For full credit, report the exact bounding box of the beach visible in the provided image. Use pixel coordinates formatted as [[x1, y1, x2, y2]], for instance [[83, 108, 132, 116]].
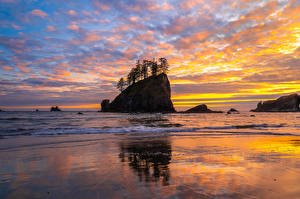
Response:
[[0, 112, 299, 198]]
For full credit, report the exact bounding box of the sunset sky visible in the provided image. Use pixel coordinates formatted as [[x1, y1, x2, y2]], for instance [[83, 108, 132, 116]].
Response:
[[0, 0, 299, 111]]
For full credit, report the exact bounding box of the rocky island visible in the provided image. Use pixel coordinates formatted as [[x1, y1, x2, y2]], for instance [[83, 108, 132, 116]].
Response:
[[183, 104, 223, 113], [50, 106, 62, 111], [101, 73, 175, 113], [251, 94, 300, 112], [101, 58, 224, 114]]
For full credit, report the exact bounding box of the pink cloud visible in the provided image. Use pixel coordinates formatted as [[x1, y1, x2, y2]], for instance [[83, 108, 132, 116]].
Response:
[[68, 10, 77, 16], [2, 66, 13, 71], [46, 25, 56, 32], [30, 9, 48, 18], [11, 23, 22, 30], [93, 1, 110, 11], [0, 0, 18, 3], [67, 23, 79, 31]]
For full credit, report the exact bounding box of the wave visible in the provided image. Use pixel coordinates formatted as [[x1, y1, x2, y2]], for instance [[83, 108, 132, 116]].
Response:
[[0, 123, 293, 137], [203, 123, 286, 130]]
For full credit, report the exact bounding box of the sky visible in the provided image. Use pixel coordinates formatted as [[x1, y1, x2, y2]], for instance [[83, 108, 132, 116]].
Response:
[[0, 0, 299, 111]]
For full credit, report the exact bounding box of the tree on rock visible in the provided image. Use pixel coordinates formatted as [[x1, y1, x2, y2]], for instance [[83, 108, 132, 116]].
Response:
[[159, 57, 168, 74], [150, 59, 158, 76], [135, 60, 142, 81], [141, 60, 148, 79], [117, 77, 126, 92]]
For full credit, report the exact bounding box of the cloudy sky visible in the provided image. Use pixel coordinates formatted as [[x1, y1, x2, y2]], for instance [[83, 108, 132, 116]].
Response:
[[0, 0, 299, 111]]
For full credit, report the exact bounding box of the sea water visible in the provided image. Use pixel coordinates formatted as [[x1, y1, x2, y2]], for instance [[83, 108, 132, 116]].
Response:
[[0, 111, 299, 137]]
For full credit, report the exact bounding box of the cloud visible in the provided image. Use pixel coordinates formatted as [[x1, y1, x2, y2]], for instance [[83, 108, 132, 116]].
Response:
[[30, 9, 48, 18], [2, 65, 13, 71], [46, 25, 56, 32], [68, 10, 77, 15], [11, 23, 22, 30], [67, 23, 79, 31], [1, 0, 299, 110]]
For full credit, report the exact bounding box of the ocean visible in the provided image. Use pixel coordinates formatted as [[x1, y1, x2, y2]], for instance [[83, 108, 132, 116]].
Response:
[[1, 111, 300, 137], [0, 111, 299, 199]]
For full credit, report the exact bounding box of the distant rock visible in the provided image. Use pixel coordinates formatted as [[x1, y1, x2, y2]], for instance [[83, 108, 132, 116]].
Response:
[[101, 73, 175, 113], [184, 104, 223, 113], [35, 109, 39, 112], [77, 112, 83, 115], [0, 109, 3, 112], [251, 94, 300, 112], [227, 108, 240, 114], [50, 106, 61, 112]]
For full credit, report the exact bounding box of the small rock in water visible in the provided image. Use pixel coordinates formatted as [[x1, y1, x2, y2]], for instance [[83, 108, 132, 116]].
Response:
[[77, 112, 83, 115], [250, 115, 255, 117], [227, 108, 240, 114]]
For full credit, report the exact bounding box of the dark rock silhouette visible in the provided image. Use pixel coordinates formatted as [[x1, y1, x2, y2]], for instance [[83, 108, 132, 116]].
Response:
[[227, 108, 240, 114], [77, 112, 83, 115], [0, 109, 3, 112], [184, 104, 223, 113], [101, 99, 110, 112], [251, 94, 300, 112], [35, 109, 39, 112], [50, 106, 61, 112], [101, 73, 175, 113]]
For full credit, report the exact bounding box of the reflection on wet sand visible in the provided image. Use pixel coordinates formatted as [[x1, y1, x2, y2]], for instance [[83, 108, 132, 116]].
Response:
[[119, 138, 171, 186], [0, 134, 299, 199]]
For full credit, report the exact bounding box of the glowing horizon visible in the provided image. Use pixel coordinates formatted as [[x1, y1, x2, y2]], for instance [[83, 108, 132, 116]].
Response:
[[0, 0, 299, 111]]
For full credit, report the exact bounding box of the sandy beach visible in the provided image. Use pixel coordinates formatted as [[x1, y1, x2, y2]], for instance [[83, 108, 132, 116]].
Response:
[[1, 132, 299, 199]]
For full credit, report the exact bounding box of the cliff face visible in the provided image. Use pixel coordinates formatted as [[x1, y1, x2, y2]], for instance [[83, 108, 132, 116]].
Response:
[[101, 73, 175, 113], [251, 94, 300, 112]]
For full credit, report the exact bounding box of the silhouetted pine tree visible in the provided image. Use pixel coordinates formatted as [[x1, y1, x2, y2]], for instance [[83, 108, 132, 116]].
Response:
[[150, 59, 158, 76], [141, 60, 148, 79], [159, 57, 168, 74], [117, 77, 125, 92]]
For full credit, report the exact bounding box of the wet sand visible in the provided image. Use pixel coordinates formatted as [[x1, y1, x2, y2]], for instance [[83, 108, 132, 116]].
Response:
[[0, 133, 299, 199]]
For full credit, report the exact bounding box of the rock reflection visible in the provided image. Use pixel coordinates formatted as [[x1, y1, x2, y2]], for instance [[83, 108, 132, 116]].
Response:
[[119, 138, 171, 186]]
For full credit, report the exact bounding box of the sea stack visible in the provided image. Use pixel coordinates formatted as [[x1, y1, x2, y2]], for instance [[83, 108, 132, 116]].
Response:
[[101, 73, 175, 113], [184, 104, 223, 113], [251, 94, 300, 112], [227, 108, 240, 114], [50, 106, 62, 111]]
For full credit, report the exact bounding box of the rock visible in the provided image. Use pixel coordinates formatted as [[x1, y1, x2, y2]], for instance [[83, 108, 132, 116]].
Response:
[[251, 94, 300, 112], [101, 73, 175, 113], [50, 106, 61, 111], [0, 109, 3, 112], [101, 99, 110, 112], [227, 108, 240, 114], [35, 109, 39, 112], [184, 104, 223, 113], [77, 112, 83, 115], [250, 115, 255, 117]]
